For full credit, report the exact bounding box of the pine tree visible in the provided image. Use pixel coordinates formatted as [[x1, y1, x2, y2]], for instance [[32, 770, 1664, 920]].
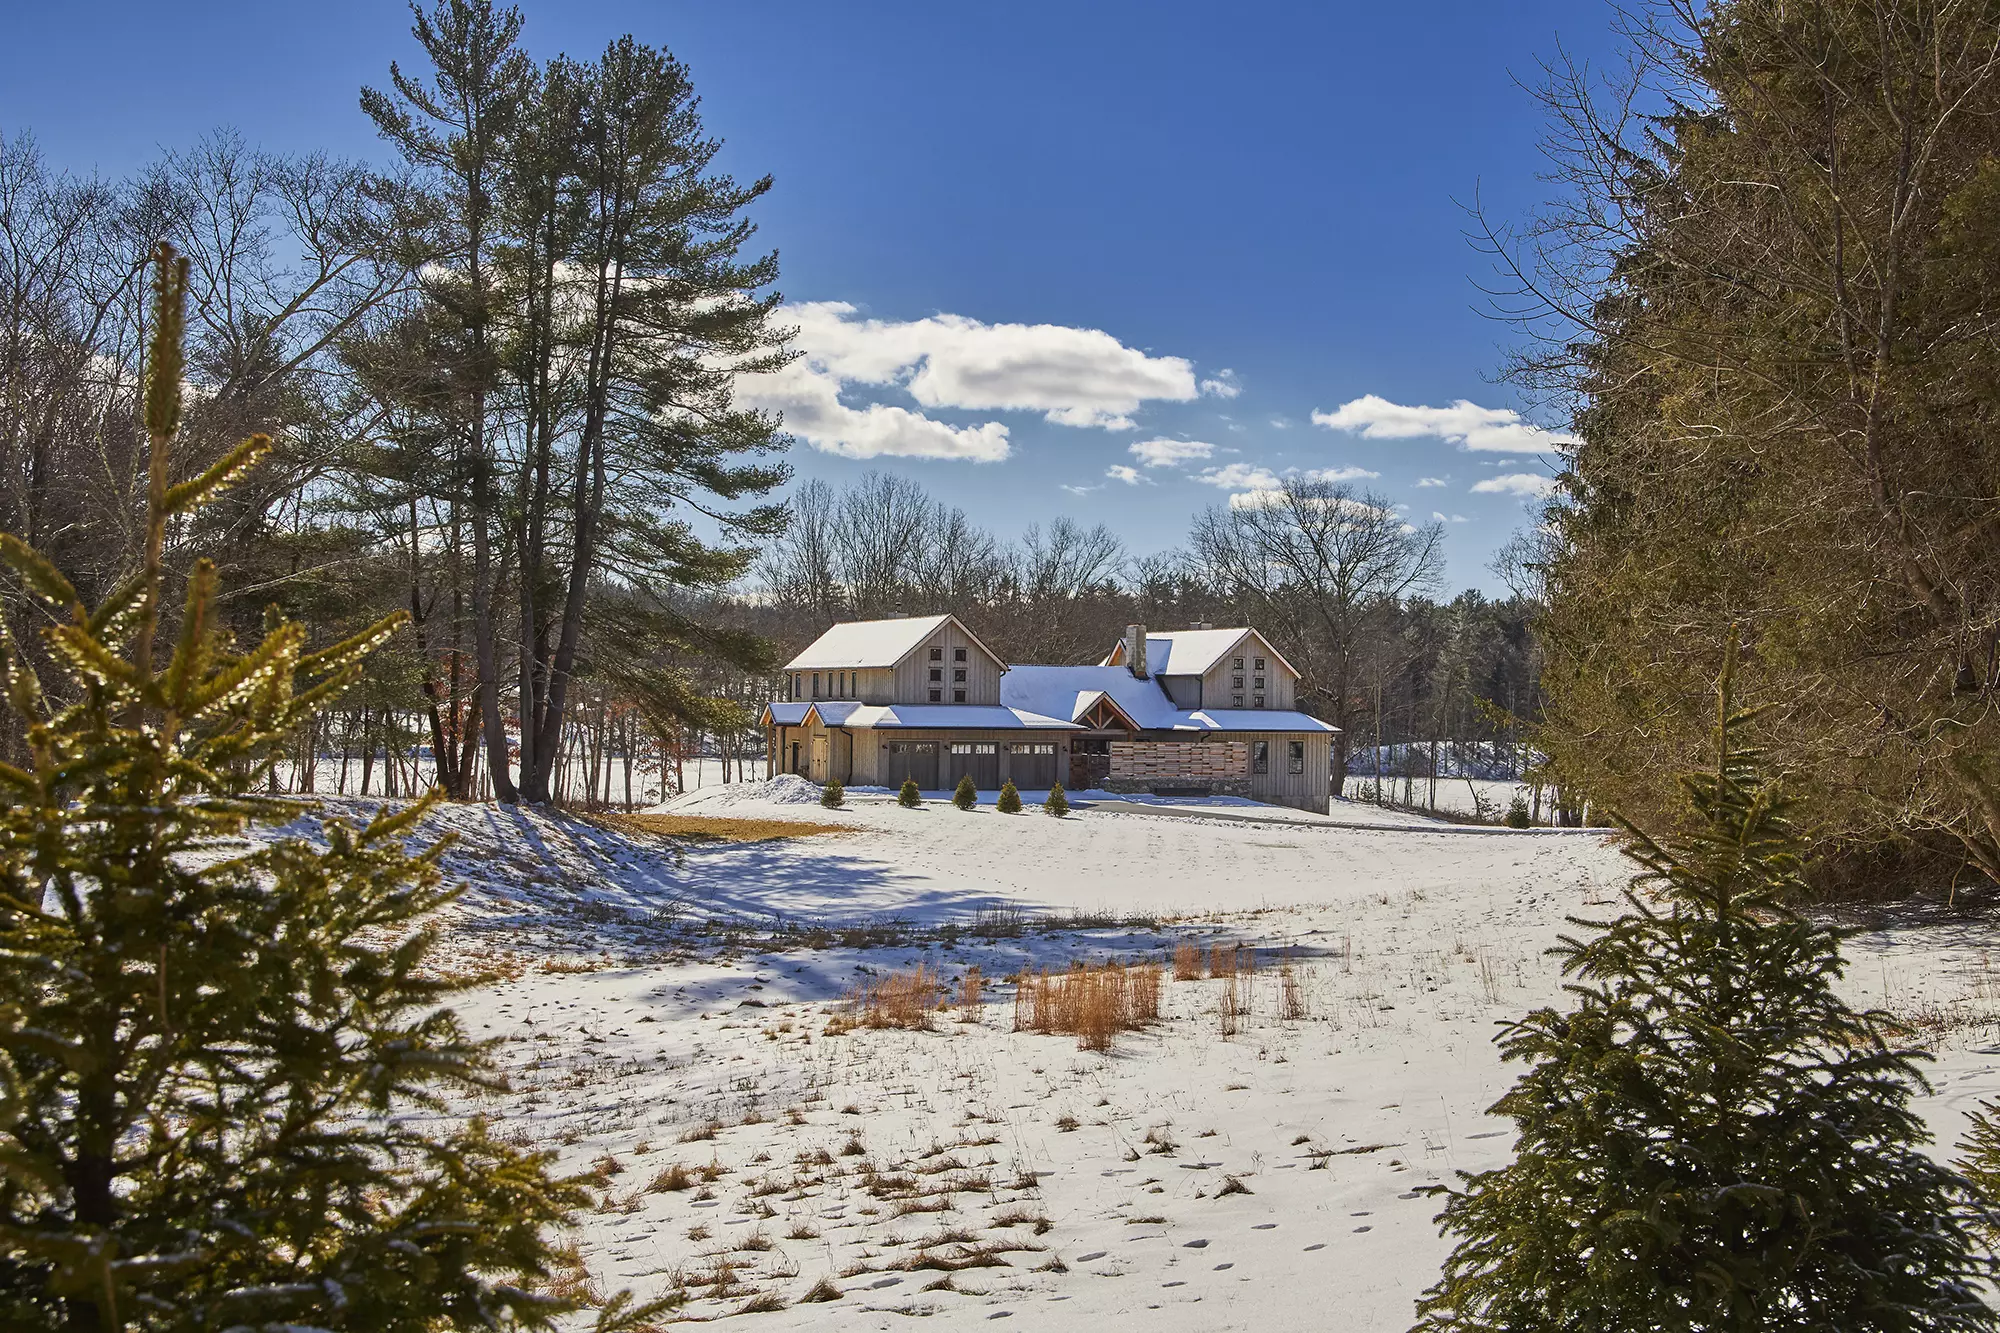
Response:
[[821, 777, 844, 809], [996, 779, 1021, 814], [953, 774, 977, 810], [898, 776, 922, 808], [1044, 781, 1069, 818], [1414, 646, 1996, 1332], [0, 246, 600, 1331], [1504, 793, 1531, 829]]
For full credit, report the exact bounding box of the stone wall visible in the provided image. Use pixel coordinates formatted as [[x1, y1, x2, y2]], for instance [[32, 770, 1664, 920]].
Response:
[[1101, 740, 1251, 797]]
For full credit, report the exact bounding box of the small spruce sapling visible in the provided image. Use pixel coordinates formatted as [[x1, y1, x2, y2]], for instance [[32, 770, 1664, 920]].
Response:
[[953, 774, 978, 810], [1504, 793, 1531, 828], [996, 779, 1022, 813], [1413, 643, 1997, 1332], [1044, 781, 1070, 817], [0, 247, 634, 1332], [822, 777, 845, 809], [898, 776, 923, 807]]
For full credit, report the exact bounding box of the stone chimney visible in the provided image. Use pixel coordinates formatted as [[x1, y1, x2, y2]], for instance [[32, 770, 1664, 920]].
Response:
[[1124, 623, 1148, 677]]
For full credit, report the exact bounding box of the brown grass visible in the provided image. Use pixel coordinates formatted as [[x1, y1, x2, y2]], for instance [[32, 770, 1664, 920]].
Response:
[[1280, 963, 1307, 1020], [1209, 943, 1237, 979], [1172, 942, 1203, 981], [1220, 984, 1239, 1038], [598, 811, 853, 844], [828, 965, 942, 1032], [1014, 962, 1163, 1051], [958, 965, 984, 1019], [646, 1162, 694, 1193]]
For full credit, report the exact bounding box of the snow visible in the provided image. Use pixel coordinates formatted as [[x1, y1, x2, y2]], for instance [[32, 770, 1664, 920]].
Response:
[[308, 787, 2000, 1328], [1001, 665, 1335, 736], [806, 703, 1078, 731], [784, 615, 956, 670]]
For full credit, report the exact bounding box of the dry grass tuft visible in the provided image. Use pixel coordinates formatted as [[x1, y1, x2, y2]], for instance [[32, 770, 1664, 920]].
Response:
[[957, 965, 984, 1019], [1220, 984, 1239, 1038], [598, 811, 852, 844], [1280, 962, 1307, 1020], [646, 1162, 694, 1193], [1209, 943, 1238, 979], [1013, 962, 1163, 1051], [829, 965, 942, 1032], [800, 1276, 843, 1303], [1173, 941, 1204, 981]]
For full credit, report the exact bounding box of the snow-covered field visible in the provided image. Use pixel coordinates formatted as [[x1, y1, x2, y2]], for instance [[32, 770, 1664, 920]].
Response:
[[310, 781, 2000, 1329]]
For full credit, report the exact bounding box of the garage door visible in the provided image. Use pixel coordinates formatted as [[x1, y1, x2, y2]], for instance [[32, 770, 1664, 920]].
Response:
[[883, 741, 939, 790], [947, 741, 1000, 791], [1007, 741, 1057, 789]]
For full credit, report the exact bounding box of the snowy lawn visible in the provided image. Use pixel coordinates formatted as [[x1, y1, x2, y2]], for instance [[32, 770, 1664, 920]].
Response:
[[296, 780, 2000, 1329]]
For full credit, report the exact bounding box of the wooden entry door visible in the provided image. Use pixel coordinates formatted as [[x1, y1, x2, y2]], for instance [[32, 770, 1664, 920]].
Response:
[[1007, 741, 1058, 789], [884, 740, 939, 790], [947, 741, 1000, 790]]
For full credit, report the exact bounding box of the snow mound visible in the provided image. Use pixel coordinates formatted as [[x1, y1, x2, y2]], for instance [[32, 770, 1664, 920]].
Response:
[[665, 774, 824, 810]]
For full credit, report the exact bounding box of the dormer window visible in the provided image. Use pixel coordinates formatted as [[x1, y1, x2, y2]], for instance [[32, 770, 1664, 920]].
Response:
[[954, 648, 967, 662]]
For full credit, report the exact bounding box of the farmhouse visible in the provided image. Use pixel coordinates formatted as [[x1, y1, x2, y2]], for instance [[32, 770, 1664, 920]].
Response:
[[761, 614, 1336, 811]]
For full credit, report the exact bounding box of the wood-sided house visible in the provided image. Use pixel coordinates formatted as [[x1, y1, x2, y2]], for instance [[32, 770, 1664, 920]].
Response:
[[761, 615, 1336, 811]]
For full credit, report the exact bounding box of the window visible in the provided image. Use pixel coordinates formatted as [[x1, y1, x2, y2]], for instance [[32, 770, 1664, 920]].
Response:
[[1009, 742, 1056, 754], [1254, 675, 1265, 689], [953, 668, 966, 683], [953, 689, 967, 703], [837, 672, 846, 696], [1254, 656, 1265, 671], [1288, 741, 1305, 774], [930, 647, 943, 661], [930, 667, 942, 682], [1232, 693, 1244, 707], [929, 688, 942, 701], [811, 672, 821, 697], [1232, 674, 1243, 688], [1252, 740, 1269, 774], [1254, 694, 1265, 708], [954, 647, 967, 662], [949, 742, 997, 755], [1233, 656, 1244, 670]]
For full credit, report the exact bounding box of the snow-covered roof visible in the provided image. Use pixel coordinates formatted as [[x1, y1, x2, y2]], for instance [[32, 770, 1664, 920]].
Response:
[[1101, 627, 1298, 679], [1002, 664, 1335, 734], [810, 703, 1077, 731], [764, 702, 811, 726], [784, 614, 954, 671]]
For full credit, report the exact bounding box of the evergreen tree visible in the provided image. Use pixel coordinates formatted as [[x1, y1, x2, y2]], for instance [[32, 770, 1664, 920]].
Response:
[[953, 774, 977, 810], [1043, 781, 1069, 818], [1414, 649, 1996, 1332], [996, 779, 1021, 814], [1504, 793, 1531, 829], [821, 777, 844, 809], [898, 777, 922, 808], [0, 246, 596, 1331]]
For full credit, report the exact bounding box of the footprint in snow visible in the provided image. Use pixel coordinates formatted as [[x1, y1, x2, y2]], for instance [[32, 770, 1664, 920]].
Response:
[[1252, 1223, 1276, 1230], [1183, 1239, 1209, 1249], [1214, 1263, 1234, 1271], [1078, 1252, 1106, 1262], [1304, 1243, 1326, 1252]]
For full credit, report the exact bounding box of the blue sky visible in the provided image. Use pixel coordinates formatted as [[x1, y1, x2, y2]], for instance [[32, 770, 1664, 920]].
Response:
[[2, 0, 1616, 591]]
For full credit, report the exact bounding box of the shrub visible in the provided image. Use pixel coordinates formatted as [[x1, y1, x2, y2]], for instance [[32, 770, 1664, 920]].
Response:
[[898, 777, 923, 807], [1504, 793, 1532, 828], [953, 774, 978, 810], [0, 247, 591, 1331], [1414, 651, 1996, 1331], [996, 779, 1022, 813], [1044, 781, 1069, 817], [821, 777, 845, 809]]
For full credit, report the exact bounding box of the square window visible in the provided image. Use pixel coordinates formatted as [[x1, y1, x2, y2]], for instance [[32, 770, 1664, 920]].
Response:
[[1233, 656, 1244, 670], [1288, 741, 1305, 774], [1254, 675, 1265, 688], [1255, 657, 1265, 670], [1253, 740, 1269, 774], [930, 647, 943, 660], [1232, 693, 1244, 707], [1232, 674, 1243, 688], [1254, 695, 1265, 708], [954, 648, 967, 662], [953, 689, 966, 703], [953, 668, 966, 682], [929, 688, 942, 702], [930, 667, 942, 682]]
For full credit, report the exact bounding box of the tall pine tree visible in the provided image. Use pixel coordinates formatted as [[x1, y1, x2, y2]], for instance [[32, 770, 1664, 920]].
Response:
[[1414, 645, 1996, 1331], [0, 246, 591, 1330]]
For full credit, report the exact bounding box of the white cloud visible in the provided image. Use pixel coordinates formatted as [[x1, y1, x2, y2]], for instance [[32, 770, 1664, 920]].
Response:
[[1061, 482, 1103, 496], [1471, 472, 1559, 498], [1200, 369, 1242, 399], [738, 301, 1201, 460], [1105, 464, 1146, 485], [1196, 462, 1383, 510], [1415, 476, 1449, 488], [1128, 437, 1215, 468], [1432, 511, 1469, 523], [1312, 394, 1577, 454], [1197, 463, 1285, 491]]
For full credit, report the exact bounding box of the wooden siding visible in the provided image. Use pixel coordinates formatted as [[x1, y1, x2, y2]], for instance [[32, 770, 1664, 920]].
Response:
[[851, 728, 1066, 788], [1198, 631, 1297, 710], [1160, 674, 1203, 709], [891, 620, 1003, 705], [1242, 730, 1329, 810]]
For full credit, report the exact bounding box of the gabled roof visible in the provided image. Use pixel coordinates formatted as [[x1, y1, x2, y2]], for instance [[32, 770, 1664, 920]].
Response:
[[1001, 663, 1336, 735], [784, 614, 1005, 672], [816, 704, 1076, 731], [1103, 627, 1299, 680]]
